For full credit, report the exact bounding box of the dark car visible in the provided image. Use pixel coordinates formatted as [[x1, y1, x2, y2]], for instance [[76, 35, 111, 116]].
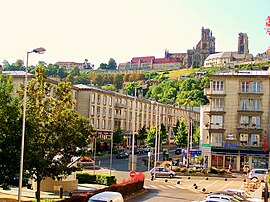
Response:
[[115, 152, 126, 159], [175, 148, 181, 155]]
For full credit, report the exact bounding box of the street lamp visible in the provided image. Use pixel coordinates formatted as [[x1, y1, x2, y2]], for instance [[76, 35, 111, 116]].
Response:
[[18, 47, 46, 202], [131, 85, 147, 171], [151, 100, 158, 179]]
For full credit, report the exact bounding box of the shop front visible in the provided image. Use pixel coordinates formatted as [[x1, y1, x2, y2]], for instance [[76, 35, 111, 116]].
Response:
[[210, 148, 269, 171]]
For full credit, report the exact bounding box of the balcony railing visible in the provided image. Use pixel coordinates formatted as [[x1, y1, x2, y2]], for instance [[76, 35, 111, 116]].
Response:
[[114, 114, 124, 119], [204, 105, 224, 112], [238, 107, 262, 112], [204, 88, 225, 95], [238, 123, 261, 129], [114, 102, 127, 108], [211, 142, 262, 148]]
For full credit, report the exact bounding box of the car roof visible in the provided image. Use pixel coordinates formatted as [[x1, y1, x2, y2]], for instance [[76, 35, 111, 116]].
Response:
[[89, 191, 122, 200]]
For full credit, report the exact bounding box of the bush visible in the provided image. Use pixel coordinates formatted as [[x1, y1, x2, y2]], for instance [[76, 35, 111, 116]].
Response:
[[61, 172, 145, 202], [77, 173, 115, 186]]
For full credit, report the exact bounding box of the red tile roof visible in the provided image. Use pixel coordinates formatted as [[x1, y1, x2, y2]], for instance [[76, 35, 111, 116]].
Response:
[[154, 57, 181, 64], [131, 56, 155, 63]]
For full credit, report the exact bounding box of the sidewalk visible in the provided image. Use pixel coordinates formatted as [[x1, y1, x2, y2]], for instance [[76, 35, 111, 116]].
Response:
[[0, 183, 107, 201]]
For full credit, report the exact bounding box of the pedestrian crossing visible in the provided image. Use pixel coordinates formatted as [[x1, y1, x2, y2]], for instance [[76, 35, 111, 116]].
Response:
[[144, 184, 184, 190]]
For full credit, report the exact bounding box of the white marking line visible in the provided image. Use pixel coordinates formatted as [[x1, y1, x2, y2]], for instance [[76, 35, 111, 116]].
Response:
[[167, 185, 177, 189], [239, 184, 244, 190], [218, 181, 234, 191], [148, 185, 158, 189], [205, 180, 219, 188], [176, 185, 184, 189], [158, 185, 167, 189], [188, 179, 205, 189]]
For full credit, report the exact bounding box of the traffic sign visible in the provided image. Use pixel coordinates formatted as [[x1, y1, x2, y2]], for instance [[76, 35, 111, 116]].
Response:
[[202, 143, 211, 147], [130, 170, 136, 178]]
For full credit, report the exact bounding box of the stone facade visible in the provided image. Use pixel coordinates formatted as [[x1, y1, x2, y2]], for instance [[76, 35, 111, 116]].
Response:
[[201, 70, 270, 171], [187, 27, 216, 67], [238, 32, 249, 54]]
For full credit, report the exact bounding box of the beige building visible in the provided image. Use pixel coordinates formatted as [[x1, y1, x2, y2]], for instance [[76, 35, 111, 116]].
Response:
[[73, 84, 200, 146], [4, 71, 200, 147], [201, 70, 270, 171]]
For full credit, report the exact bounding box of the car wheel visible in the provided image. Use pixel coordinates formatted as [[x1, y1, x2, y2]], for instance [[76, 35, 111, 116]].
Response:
[[169, 174, 173, 178]]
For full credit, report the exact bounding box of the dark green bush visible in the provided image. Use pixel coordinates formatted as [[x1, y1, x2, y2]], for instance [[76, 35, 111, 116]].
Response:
[[77, 173, 115, 186]]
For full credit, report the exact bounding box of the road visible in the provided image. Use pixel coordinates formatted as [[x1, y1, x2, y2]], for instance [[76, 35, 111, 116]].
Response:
[[84, 149, 248, 202]]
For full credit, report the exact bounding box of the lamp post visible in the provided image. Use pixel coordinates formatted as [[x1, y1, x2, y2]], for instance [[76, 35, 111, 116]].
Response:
[[109, 131, 113, 176], [157, 105, 160, 162], [131, 85, 147, 171], [18, 47, 46, 202], [151, 100, 158, 179]]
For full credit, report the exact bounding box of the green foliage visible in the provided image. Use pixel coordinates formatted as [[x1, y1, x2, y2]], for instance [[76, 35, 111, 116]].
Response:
[[174, 118, 187, 146], [17, 65, 95, 201], [137, 125, 148, 145], [113, 127, 123, 145], [107, 58, 117, 69], [0, 75, 21, 179], [76, 172, 115, 186], [160, 123, 167, 143], [193, 127, 200, 144], [146, 125, 156, 147]]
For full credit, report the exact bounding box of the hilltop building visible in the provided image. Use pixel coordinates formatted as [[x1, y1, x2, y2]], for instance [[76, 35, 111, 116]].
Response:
[[204, 33, 253, 67]]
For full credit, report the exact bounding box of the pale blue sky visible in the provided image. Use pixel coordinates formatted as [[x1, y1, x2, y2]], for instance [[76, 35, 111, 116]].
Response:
[[0, 0, 269, 67]]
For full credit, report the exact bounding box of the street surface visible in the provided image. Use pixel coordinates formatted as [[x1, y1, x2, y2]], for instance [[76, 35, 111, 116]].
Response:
[[85, 149, 248, 202]]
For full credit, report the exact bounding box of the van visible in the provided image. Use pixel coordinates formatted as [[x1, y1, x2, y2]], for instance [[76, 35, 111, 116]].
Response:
[[88, 191, 124, 202]]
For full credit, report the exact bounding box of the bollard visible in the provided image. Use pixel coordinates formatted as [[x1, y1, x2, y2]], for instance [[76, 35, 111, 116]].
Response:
[[60, 186, 63, 199]]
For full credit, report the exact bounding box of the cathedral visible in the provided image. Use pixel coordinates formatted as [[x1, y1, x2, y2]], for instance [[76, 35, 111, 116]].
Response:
[[187, 27, 216, 67]]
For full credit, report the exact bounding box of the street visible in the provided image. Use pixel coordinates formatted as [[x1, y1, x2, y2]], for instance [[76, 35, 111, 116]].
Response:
[[85, 150, 248, 202]]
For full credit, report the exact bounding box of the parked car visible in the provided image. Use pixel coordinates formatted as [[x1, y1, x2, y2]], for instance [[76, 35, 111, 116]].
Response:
[[115, 152, 126, 159], [175, 148, 181, 155], [135, 147, 144, 154], [88, 191, 124, 202], [143, 146, 151, 153], [150, 167, 176, 178], [248, 168, 268, 181], [77, 157, 94, 166], [123, 149, 131, 157]]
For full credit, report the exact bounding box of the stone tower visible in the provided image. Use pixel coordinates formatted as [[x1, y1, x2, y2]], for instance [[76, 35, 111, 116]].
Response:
[[238, 33, 249, 54]]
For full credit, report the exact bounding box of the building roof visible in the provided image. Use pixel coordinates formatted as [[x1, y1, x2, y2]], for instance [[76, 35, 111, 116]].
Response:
[[214, 70, 269, 76], [1, 71, 34, 77], [154, 57, 181, 64], [131, 56, 155, 63]]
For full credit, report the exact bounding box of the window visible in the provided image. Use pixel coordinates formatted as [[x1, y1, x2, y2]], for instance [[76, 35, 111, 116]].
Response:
[[240, 99, 249, 110], [97, 107, 100, 116], [102, 107, 106, 117], [108, 108, 112, 117], [241, 81, 249, 93], [109, 97, 112, 106], [211, 115, 223, 129], [212, 98, 224, 110], [251, 134, 260, 146], [91, 106, 95, 116], [251, 117, 260, 128], [239, 133, 248, 146], [97, 94, 101, 104], [91, 93, 95, 103], [252, 82, 261, 93], [108, 120, 111, 130], [252, 99, 261, 110], [212, 81, 224, 92], [102, 119, 105, 129], [211, 133, 223, 146], [240, 116, 249, 128], [103, 95, 107, 105], [96, 119, 100, 129]]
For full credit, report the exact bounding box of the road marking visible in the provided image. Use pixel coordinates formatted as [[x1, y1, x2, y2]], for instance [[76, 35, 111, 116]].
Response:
[[176, 185, 184, 189], [158, 185, 167, 189], [188, 179, 205, 189], [147, 185, 158, 189], [205, 180, 219, 188], [167, 185, 177, 189], [218, 181, 233, 191]]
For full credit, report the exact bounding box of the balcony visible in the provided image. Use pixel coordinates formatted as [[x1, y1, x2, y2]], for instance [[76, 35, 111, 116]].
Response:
[[237, 107, 263, 114], [204, 105, 225, 115], [114, 102, 127, 108], [237, 124, 262, 132], [204, 88, 226, 96], [114, 114, 124, 119]]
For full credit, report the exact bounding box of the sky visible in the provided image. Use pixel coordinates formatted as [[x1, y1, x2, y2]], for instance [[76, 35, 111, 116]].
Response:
[[0, 0, 269, 68]]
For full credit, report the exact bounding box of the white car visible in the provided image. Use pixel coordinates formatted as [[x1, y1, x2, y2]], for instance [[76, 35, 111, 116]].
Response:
[[88, 191, 124, 202], [248, 168, 268, 181], [150, 167, 176, 178]]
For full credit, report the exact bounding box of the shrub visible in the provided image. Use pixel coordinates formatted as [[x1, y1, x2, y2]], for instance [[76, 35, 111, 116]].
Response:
[[77, 172, 96, 184], [76, 173, 115, 186]]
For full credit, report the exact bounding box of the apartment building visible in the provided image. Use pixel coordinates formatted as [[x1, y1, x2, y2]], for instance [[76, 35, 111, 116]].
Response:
[[201, 70, 270, 171], [73, 84, 200, 146], [3, 71, 200, 148]]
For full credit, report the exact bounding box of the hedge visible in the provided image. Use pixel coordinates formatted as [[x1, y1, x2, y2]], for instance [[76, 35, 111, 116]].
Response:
[[76, 172, 115, 186], [61, 172, 145, 202]]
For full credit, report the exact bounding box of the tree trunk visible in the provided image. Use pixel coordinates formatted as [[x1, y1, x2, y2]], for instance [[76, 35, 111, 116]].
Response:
[[36, 177, 41, 202]]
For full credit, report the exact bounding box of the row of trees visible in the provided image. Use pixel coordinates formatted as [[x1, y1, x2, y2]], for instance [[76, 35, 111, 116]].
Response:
[[112, 118, 200, 149], [0, 66, 95, 201]]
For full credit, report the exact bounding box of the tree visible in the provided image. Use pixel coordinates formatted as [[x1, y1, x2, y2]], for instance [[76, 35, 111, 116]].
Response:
[[98, 63, 108, 70], [137, 126, 148, 145], [0, 75, 22, 185], [113, 127, 123, 145], [193, 127, 200, 145], [174, 118, 188, 147], [19, 65, 94, 202], [107, 58, 117, 69], [146, 125, 157, 147], [159, 123, 167, 144]]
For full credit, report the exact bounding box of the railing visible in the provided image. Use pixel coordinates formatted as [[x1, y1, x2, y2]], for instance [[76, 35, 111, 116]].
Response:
[[114, 102, 127, 108], [204, 88, 225, 95], [238, 123, 261, 129]]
